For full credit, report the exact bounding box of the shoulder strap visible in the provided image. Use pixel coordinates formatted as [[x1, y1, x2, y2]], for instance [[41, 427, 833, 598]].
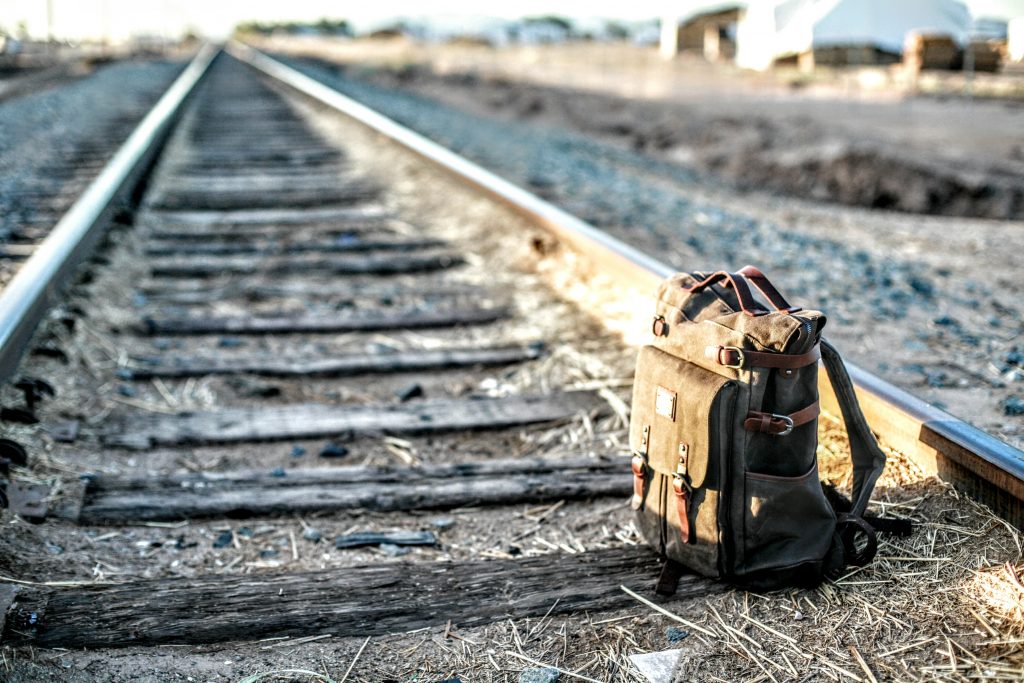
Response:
[[819, 338, 886, 517]]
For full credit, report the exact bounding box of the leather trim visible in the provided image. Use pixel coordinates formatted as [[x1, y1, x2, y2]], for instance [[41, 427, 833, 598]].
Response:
[[630, 455, 646, 510]]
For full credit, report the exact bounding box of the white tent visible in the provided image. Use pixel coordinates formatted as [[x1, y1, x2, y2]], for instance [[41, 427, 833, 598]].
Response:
[[736, 0, 971, 69]]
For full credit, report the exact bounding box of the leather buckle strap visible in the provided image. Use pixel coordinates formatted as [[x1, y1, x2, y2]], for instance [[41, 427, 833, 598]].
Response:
[[671, 474, 691, 543], [706, 343, 821, 370], [630, 454, 647, 510], [744, 400, 820, 436]]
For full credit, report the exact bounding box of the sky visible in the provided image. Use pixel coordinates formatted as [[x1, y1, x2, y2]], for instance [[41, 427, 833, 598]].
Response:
[[1, 0, 1022, 41]]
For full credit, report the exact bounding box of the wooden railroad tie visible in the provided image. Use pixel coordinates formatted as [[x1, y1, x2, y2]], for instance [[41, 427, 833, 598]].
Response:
[[140, 305, 506, 335], [145, 204, 393, 229], [67, 455, 629, 524], [0, 547, 718, 648], [142, 236, 446, 258], [125, 343, 543, 379], [147, 252, 463, 278], [102, 390, 606, 449], [150, 181, 379, 211], [137, 280, 480, 306]]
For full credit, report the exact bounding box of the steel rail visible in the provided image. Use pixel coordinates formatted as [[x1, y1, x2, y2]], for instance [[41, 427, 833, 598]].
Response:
[[0, 44, 219, 384], [232, 42, 1024, 527]]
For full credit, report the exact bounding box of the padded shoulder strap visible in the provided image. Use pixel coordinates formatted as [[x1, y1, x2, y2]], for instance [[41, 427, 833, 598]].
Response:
[[820, 338, 886, 517]]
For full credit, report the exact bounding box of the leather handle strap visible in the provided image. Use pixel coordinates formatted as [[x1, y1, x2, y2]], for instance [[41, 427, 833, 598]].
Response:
[[737, 265, 801, 313], [684, 271, 769, 317]]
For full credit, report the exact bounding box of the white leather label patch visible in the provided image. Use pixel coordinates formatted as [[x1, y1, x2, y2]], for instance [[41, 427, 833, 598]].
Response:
[[655, 386, 676, 420]]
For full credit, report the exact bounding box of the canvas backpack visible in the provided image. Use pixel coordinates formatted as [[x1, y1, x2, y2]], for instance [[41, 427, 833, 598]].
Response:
[[628, 266, 898, 592]]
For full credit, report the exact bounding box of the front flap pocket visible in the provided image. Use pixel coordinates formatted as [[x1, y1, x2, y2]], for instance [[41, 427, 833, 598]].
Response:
[[630, 345, 734, 487]]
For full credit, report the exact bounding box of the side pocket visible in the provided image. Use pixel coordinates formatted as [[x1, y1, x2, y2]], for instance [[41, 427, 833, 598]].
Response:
[[742, 464, 835, 575]]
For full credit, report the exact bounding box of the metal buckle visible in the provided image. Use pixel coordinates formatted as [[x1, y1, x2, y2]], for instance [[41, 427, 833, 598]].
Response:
[[719, 346, 745, 369], [771, 414, 795, 437]]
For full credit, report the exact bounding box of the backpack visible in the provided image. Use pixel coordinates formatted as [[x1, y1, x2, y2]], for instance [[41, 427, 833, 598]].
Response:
[[628, 266, 897, 592]]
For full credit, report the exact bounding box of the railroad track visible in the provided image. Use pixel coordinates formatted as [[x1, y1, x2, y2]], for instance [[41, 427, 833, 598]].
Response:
[[0, 44, 1022, 680]]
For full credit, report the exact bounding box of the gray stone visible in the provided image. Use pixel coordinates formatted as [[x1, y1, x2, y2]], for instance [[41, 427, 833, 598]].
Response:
[[518, 667, 559, 683]]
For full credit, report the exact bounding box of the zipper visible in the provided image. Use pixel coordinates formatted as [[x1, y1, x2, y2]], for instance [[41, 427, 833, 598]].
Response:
[[714, 381, 738, 577]]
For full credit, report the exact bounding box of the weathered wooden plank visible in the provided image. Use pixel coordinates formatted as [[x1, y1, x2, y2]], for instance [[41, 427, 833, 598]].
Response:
[[170, 173, 353, 192], [145, 205, 391, 228], [175, 147, 341, 169], [87, 455, 614, 492], [150, 181, 379, 211], [126, 344, 541, 379], [101, 391, 604, 450], [75, 456, 627, 523], [142, 236, 445, 258], [138, 280, 479, 305], [1, 547, 715, 648], [148, 252, 462, 278], [141, 305, 506, 336]]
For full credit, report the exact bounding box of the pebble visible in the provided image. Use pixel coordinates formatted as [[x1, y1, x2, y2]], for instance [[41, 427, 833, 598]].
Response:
[[1001, 396, 1024, 416], [665, 626, 689, 643], [269, 467, 287, 478], [908, 276, 935, 297], [302, 527, 323, 543], [236, 527, 254, 538], [212, 531, 233, 549], [319, 442, 349, 458], [175, 535, 197, 550], [217, 337, 245, 348], [431, 517, 456, 530], [290, 445, 307, 458], [380, 543, 411, 557], [396, 383, 424, 402], [518, 667, 559, 683], [116, 384, 136, 397], [44, 542, 64, 555], [259, 549, 279, 559], [335, 530, 438, 550], [228, 377, 280, 398]]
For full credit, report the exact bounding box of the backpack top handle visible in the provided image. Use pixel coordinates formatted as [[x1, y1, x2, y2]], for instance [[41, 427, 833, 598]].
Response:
[[685, 267, 802, 317], [683, 270, 770, 317], [736, 265, 803, 314]]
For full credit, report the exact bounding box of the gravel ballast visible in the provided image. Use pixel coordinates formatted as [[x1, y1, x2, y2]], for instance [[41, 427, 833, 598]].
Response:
[[0, 58, 185, 242]]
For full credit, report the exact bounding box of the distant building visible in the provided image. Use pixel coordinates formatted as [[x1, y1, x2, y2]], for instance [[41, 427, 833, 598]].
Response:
[[1010, 17, 1024, 61], [660, 4, 742, 61], [662, 0, 973, 70]]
